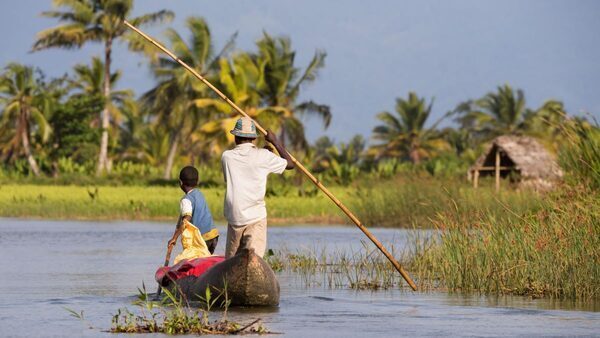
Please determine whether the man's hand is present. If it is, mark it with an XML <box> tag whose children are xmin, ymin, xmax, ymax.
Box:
<box><xmin>167</xmin><ymin>238</ymin><xmax>177</xmax><ymax>248</ymax></box>
<box><xmin>265</xmin><ymin>130</ymin><xmax>278</xmax><ymax>145</ymax></box>
<box><xmin>264</xmin><ymin>129</ymin><xmax>295</xmax><ymax>170</ymax></box>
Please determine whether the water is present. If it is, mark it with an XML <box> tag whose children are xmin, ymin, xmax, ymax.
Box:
<box><xmin>0</xmin><ymin>219</ymin><xmax>598</xmax><ymax>337</ymax></box>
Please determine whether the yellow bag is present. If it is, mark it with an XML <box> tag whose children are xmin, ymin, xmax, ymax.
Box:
<box><xmin>173</xmin><ymin>219</ymin><xmax>211</xmax><ymax>265</ymax></box>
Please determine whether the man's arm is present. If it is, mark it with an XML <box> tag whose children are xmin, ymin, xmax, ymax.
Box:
<box><xmin>265</xmin><ymin>130</ymin><xmax>295</xmax><ymax>170</ymax></box>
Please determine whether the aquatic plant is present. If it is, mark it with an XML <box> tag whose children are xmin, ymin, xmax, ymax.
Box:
<box><xmin>110</xmin><ymin>284</ymin><xmax>269</xmax><ymax>335</ymax></box>
<box><xmin>265</xmin><ymin>243</ymin><xmax>408</xmax><ymax>290</ymax></box>
<box><xmin>409</xmin><ymin>185</ymin><xmax>599</xmax><ymax>300</ymax></box>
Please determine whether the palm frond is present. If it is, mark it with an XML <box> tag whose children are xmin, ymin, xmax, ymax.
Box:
<box><xmin>296</xmin><ymin>100</ymin><xmax>331</xmax><ymax>128</ymax></box>
<box><xmin>289</xmin><ymin>50</ymin><xmax>326</xmax><ymax>99</ymax></box>
<box><xmin>129</xmin><ymin>10</ymin><xmax>174</xmax><ymax>28</ymax></box>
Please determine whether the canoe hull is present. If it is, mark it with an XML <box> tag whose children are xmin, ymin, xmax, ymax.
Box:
<box><xmin>167</xmin><ymin>248</ymin><xmax>279</xmax><ymax>307</ymax></box>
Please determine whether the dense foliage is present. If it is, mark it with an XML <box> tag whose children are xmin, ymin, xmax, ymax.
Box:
<box><xmin>0</xmin><ymin>0</ymin><xmax>597</xmax><ymax>188</ymax></box>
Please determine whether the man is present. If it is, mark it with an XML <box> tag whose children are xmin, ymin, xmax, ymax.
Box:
<box><xmin>221</xmin><ymin>117</ymin><xmax>295</xmax><ymax>258</ymax></box>
<box><xmin>168</xmin><ymin>166</ymin><xmax>219</xmax><ymax>254</ymax></box>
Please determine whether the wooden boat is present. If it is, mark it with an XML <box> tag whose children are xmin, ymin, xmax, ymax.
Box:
<box><xmin>156</xmin><ymin>248</ymin><xmax>279</xmax><ymax>306</ymax></box>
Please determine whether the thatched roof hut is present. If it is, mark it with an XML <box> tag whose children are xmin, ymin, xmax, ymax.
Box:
<box><xmin>468</xmin><ymin>135</ymin><xmax>563</xmax><ymax>191</ymax></box>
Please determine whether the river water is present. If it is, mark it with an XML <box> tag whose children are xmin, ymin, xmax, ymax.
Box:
<box><xmin>0</xmin><ymin>219</ymin><xmax>598</xmax><ymax>337</ymax></box>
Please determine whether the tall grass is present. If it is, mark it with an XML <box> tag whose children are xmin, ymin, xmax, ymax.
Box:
<box><xmin>559</xmin><ymin>120</ymin><xmax>600</xmax><ymax>189</ymax></box>
<box><xmin>409</xmin><ymin>187</ymin><xmax>598</xmax><ymax>300</ymax></box>
<box><xmin>408</xmin><ymin>124</ymin><xmax>600</xmax><ymax>300</ymax></box>
<box><xmin>352</xmin><ymin>177</ymin><xmax>545</xmax><ymax>228</ymax></box>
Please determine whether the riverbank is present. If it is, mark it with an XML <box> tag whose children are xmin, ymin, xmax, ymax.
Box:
<box><xmin>0</xmin><ymin>184</ymin><xmax>351</xmax><ymax>224</ymax></box>
<box><xmin>0</xmin><ymin>178</ymin><xmax>544</xmax><ymax>226</ymax></box>
<box><xmin>1</xmin><ymin>181</ymin><xmax>597</xmax><ymax>301</ymax></box>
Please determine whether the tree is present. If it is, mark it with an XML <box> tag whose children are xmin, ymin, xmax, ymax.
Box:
<box><xmin>455</xmin><ymin>84</ymin><xmax>529</xmax><ymax>140</ymax></box>
<box><xmin>33</xmin><ymin>0</ymin><xmax>173</xmax><ymax>175</ymax></box>
<box><xmin>123</xmin><ymin>124</ymin><xmax>171</xmax><ymax>168</ymax></box>
<box><xmin>456</xmin><ymin>85</ymin><xmax>569</xmax><ymax>148</ymax></box>
<box><xmin>195</xmin><ymin>53</ymin><xmax>264</xmax><ymax>155</ymax></box>
<box><xmin>316</xmin><ymin>135</ymin><xmax>365</xmax><ymax>185</ymax></box>
<box><xmin>312</xmin><ymin>135</ymin><xmax>335</xmax><ymax>169</ymax></box>
<box><xmin>522</xmin><ymin>100</ymin><xmax>566</xmax><ymax>139</ymax></box>
<box><xmin>0</xmin><ymin>64</ymin><xmax>53</xmax><ymax>176</ymax></box>
<box><xmin>142</xmin><ymin>16</ymin><xmax>235</xmax><ymax>179</ymax></box>
<box><xmin>50</xmin><ymin>94</ymin><xmax>103</xmax><ymax>166</ymax></box>
<box><xmin>371</xmin><ymin>92</ymin><xmax>449</xmax><ymax>164</ymax></box>
<box><xmin>198</xmin><ymin>33</ymin><xmax>331</xmax><ymax>155</ymax></box>
<box><xmin>72</xmin><ymin>56</ymin><xmax>133</xmax><ymax>158</ymax></box>
<box><xmin>253</xmin><ymin>32</ymin><xmax>331</xmax><ymax>150</ymax></box>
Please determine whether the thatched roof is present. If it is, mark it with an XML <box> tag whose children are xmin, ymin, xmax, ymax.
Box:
<box><xmin>470</xmin><ymin>135</ymin><xmax>563</xmax><ymax>180</ymax></box>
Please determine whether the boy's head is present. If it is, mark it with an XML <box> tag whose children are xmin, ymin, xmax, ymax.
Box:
<box><xmin>230</xmin><ymin>117</ymin><xmax>258</xmax><ymax>145</ymax></box>
<box><xmin>179</xmin><ymin>166</ymin><xmax>198</xmax><ymax>191</ymax></box>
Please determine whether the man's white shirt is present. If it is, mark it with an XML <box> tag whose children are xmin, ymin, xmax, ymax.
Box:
<box><xmin>221</xmin><ymin>143</ymin><xmax>287</xmax><ymax>225</ymax></box>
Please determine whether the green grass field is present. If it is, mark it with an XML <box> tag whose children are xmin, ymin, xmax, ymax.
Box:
<box><xmin>0</xmin><ymin>178</ymin><xmax>543</xmax><ymax>226</ymax></box>
<box><xmin>0</xmin><ymin>184</ymin><xmax>350</xmax><ymax>224</ymax></box>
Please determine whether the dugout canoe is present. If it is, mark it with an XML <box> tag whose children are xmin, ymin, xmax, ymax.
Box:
<box><xmin>157</xmin><ymin>248</ymin><xmax>280</xmax><ymax>307</ymax></box>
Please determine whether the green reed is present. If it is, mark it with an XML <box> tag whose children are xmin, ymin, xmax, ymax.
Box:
<box><xmin>559</xmin><ymin>120</ymin><xmax>600</xmax><ymax>189</ymax></box>
<box><xmin>266</xmin><ymin>185</ymin><xmax>599</xmax><ymax>300</ymax></box>
<box><xmin>409</xmin><ymin>186</ymin><xmax>599</xmax><ymax>300</ymax></box>
<box><xmin>406</xmin><ymin>122</ymin><xmax>600</xmax><ymax>300</ymax></box>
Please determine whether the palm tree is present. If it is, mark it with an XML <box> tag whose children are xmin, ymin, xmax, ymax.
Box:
<box><xmin>32</xmin><ymin>0</ymin><xmax>173</xmax><ymax>175</ymax></box>
<box><xmin>312</xmin><ymin>136</ymin><xmax>335</xmax><ymax>169</ymax></box>
<box><xmin>253</xmin><ymin>32</ymin><xmax>331</xmax><ymax>149</ymax></box>
<box><xmin>476</xmin><ymin>84</ymin><xmax>527</xmax><ymax>135</ymax></box>
<box><xmin>312</xmin><ymin>135</ymin><xmax>364</xmax><ymax>185</ymax></box>
<box><xmin>72</xmin><ymin>56</ymin><xmax>133</xmax><ymax>157</ymax></box>
<box><xmin>371</xmin><ymin>92</ymin><xmax>449</xmax><ymax>164</ymax></box>
<box><xmin>456</xmin><ymin>84</ymin><xmax>529</xmax><ymax>140</ymax></box>
<box><xmin>124</xmin><ymin>124</ymin><xmax>171</xmax><ymax>167</ymax></box>
<box><xmin>142</xmin><ymin>16</ymin><xmax>235</xmax><ymax>179</ymax></box>
<box><xmin>195</xmin><ymin>53</ymin><xmax>264</xmax><ymax>155</ymax></box>
<box><xmin>0</xmin><ymin>64</ymin><xmax>53</xmax><ymax>176</ymax></box>
<box><xmin>523</xmin><ymin>100</ymin><xmax>566</xmax><ymax>138</ymax></box>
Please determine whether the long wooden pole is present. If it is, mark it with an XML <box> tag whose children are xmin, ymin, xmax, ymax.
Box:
<box><xmin>124</xmin><ymin>20</ymin><xmax>417</xmax><ymax>291</ymax></box>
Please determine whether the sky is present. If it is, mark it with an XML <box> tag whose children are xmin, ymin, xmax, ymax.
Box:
<box><xmin>1</xmin><ymin>0</ymin><xmax>599</xmax><ymax>143</ymax></box>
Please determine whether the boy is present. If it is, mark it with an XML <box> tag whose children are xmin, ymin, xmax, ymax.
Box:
<box><xmin>221</xmin><ymin>117</ymin><xmax>295</xmax><ymax>258</ymax></box>
<box><xmin>168</xmin><ymin>166</ymin><xmax>219</xmax><ymax>254</ymax></box>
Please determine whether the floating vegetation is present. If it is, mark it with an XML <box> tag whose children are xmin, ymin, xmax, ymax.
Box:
<box><xmin>265</xmin><ymin>243</ymin><xmax>410</xmax><ymax>290</ymax></box>
<box><xmin>110</xmin><ymin>285</ymin><xmax>270</xmax><ymax>335</ymax></box>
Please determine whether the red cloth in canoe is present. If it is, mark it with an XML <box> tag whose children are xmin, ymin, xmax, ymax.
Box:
<box><xmin>155</xmin><ymin>256</ymin><xmax>225</xmax><ymax>286</ymax></box>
